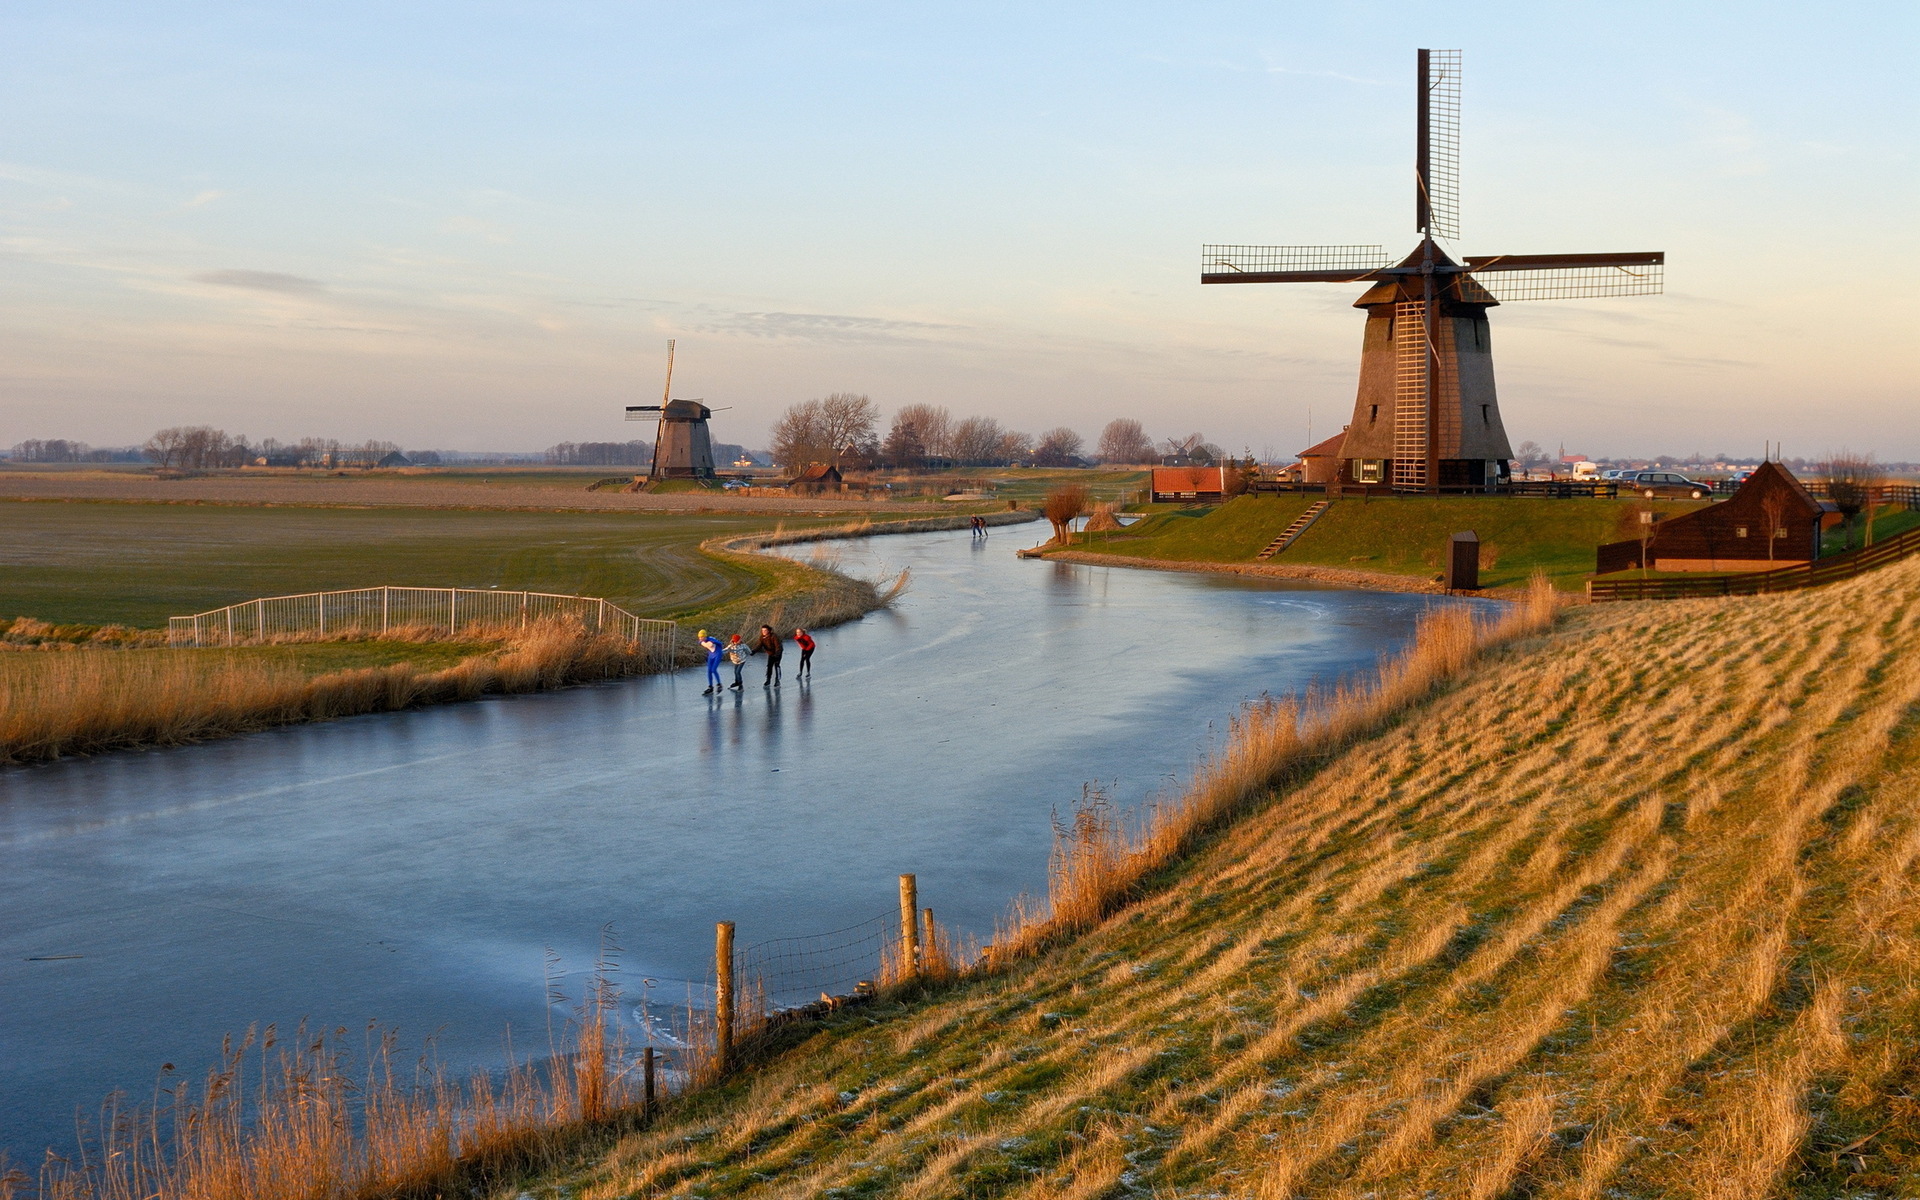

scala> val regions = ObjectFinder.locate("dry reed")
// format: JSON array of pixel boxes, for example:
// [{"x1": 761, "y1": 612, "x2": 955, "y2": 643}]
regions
[
  {"x1": 993, "y1": 574, "x2": 1559, "y2": 957},
  {"x1": 34, "y1": 947, "x2": 650, "y2": 1200},
  {"x1": 0, "y1": 619, "x2": 661, "y2": 765}
]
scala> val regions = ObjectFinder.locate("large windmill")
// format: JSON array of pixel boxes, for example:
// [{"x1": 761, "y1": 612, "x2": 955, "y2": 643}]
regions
[
  {"x1": 626, "y1": 339, "x2": 719, "y2": 481},
  {"x1": 1202, "y1": 49, "x2": 1664, "y2": 493}
]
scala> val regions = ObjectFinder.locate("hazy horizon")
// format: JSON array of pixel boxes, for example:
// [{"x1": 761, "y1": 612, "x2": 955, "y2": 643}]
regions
[{"x1": 3, "y1": 3, "x2": 1915, "y2": 460}]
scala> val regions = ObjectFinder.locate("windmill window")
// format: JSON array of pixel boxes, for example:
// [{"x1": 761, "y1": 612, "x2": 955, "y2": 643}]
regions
[
  {"x1": 1386, "y1": 317, "x2": 1394, "y2": 341},
  {"x1": 1368, "y1": 405, "x2": 1379, "y2": 424},
  {"x1": 1735, "y1": 526, "x2": 1748, "y2": 538},
  {"x1": 1480, "y1": 404, "x2": 1489, "y2": 425}
]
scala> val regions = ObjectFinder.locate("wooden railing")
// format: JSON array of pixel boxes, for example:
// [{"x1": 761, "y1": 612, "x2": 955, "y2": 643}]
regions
[{"x1": 1587, "y1": 525, "x2": 1920, "y2": 602}]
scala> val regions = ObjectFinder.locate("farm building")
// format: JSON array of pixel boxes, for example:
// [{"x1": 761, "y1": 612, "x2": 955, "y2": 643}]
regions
[
  {"x1": 1595, "y1": 461, "x2": 1835, "y2": 573},
  {"x1": 1296, "y1": 432, "x2": 1347, "y2": 485},
  {"x1": 1151, "y1": 466, "x2": 1227, "y2": 503},
  {"x1": 787, "y1": 463, "x2": 845, "y2": 494}
]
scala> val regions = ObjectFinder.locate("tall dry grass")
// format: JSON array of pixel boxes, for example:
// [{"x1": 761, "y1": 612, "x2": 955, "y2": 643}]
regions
[
  {"x1": 33, "y1": 950, "x2": 652, "y2": 1200},
  {"x1": 993, "y1": 575, "x2": 1559, "y2": 956},
  {"x1": 0, "y1": 619, "x2": 659, "y2": 765}
]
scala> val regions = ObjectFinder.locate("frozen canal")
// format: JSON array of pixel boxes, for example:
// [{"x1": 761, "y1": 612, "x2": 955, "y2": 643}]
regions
[{"x1": 0, "y1": 524, "x2": 1477, "y2": 1161}]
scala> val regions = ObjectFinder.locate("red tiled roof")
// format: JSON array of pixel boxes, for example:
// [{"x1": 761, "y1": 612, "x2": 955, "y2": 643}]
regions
[
  {"x1": 1296, "y1": 433, "x2": 1347, "y2": 459},
  {"x1": 1152, "y1": 466, "x2": 1226, "y2": 493}
]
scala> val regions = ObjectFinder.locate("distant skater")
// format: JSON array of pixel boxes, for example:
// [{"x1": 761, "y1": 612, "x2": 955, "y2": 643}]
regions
[
  {"x1": 725, "y1": 633, "x2": 750, "y2": 690},
  {"x1": 757, "y1": 624, "x2": 784, "y2": 687},
  {"x1": 793, "y1": 627, "x2": 815, "y2": 679},
  {"x1": 698, "y1": 628, "x2": 723, "y2": 695}
]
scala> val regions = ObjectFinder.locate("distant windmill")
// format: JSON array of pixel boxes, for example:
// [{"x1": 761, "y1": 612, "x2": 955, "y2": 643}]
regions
[
  {"x1": 626, "y1": 339, "x2": 721, "y2": 481},
  {"x1": 1202, "y1": 49, "x2": 1664, "y2": 493}
]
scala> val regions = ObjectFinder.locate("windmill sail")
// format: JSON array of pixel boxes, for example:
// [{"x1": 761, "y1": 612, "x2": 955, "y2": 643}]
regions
[
  {"x1": 1464, "y1": 252, "x2": 1665, "y2": 300},
  {"x1": 1417, "y1": 50, "x2": 1461, "y2": 241},
  {"x1": 1201, "y1": 245, "x2": 1392, "y2": 282}
]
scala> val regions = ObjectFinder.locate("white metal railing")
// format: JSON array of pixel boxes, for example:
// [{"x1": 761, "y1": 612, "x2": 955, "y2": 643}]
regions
[{"x1": 168, "y1": 586, "x2": 678, "y2": 670}]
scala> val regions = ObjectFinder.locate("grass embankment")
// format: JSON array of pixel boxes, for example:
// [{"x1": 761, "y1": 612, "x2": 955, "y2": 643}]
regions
[
  {"x1": 0, "y1": 503, "x2": 924, "y2": 763},
  {"x1": 0, "y1": 623, "x2": 656, "y2": 765},
  {"x1": 0, "y1": 502, "x2": 868, "y2": 627},
  {"x1": 468, "y1": 555, "x2": 1920, "y2": 1198},
  {"x1": 1066, "y1": 494, "x2": 1709, "y2": 590}
]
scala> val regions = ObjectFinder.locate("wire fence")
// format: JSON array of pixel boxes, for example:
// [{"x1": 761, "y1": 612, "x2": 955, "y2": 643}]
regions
[
  {"x1": 736, "y1": 909, "x2": 899, "y2": 1015},
  {"x1": 167, "y1": 586, "x2": 678, "y2": 668}
]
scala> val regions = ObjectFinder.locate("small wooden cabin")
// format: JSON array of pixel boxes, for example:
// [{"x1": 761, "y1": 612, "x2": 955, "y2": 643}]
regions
[
  {"x1": 1595, "y1": 461, "x2": 1832, "y2": 573},
  {"x1": 1151, "y1": 466, "x2": 1226, "y2": 503},
  {"x1": 786, "y1": 463, "x2": 845, "y2": 494}
]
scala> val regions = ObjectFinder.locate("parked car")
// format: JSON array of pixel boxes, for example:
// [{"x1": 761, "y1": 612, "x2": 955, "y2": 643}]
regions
[{"x1": 1624, "y1": 470, "x2": 1713, "y2": 499}]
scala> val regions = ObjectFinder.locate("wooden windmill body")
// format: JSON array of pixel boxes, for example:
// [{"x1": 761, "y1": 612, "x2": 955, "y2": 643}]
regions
[
  {"x1": 626, "y1": 340, "x2": 719, "y2": 480},
  {"x1": 1203, "y1": 50, "x2": 1664, "y2": 493}
]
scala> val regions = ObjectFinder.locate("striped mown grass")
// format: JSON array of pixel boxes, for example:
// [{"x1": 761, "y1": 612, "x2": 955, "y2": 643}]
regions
[{"x1": 506, "y1": 555, "x2": 1920, "y2": 1198}]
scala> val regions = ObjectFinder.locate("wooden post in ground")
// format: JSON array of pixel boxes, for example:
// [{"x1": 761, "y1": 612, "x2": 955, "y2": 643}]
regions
[
  {"x1": 898, "y1": 874, "x2": 919, "y2": 981},
  {"x1": 381, "y1": 587, "x2": 390, "y2": 636},
  {"x1": 921, "y1": 907, "x2": 937, "y2": 975},
  {"x1": 715, "y1": 921, "x2": 736, "y2": 1073},
  {"x1": 643, "y1": 1045, "x2": 656, "y2": 1118}
]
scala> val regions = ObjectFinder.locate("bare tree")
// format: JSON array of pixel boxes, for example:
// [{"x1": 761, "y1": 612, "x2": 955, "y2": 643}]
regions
[
  {"x1": 770, "y1": 400, "x2": 828, "y2": 470},
  {"x1": 817, "y1": 393, "x2": 879, "y2": 465},
  {"x1": 1096, "y1": 418, "x2": 1154, "y2": 465},
  {"x1": 1822, "y1": 451, "x2": 1876, "y2": 550},
  {"x1": 1032, "y1": 427, "x2": 1084, "y2": 467},
  {"x1": 1043, "y1": 483, "x2": 1089, "y2": 545},
  {"x1": 949, "y1": 416, "x2": 1005, "y2": 464},
  {"x1": 996, "y1": 429, "x2": 1033, "y2": 463},
  {"x1": 883, "y1": 403, "x2": 950, "y2": 467},
  {"x1": 1759, "y1": 489, "x2": 1791, "y2": 565}
]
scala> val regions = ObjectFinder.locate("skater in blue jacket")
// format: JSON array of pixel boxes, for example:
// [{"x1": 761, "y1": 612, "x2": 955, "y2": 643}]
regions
[{"x1": 698, "y1": 629, "x2": 723, "y2": 694}]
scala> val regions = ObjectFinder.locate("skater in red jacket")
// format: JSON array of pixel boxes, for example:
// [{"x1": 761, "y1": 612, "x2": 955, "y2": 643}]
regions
[{"x1": 792, "y1": 627, "x2": 816, "y2": 680}]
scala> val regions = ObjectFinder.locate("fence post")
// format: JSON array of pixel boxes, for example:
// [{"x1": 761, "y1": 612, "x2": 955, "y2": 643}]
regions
[
  {"x1": 715, "y1": 921, "x2": 735, "y2": 1073},
  {"x1": 598, "y1": 597, "x2": 607, "y2": 633},
  {"x1": 318, "y1": 591, "x2": 327, "y2": 636},
  {"x1": 922, "y1": 907, "x2": 937, "y2": 974},
  {"x1": 643, "y1": 1045, "x2": 656, "y2": 1119},
  {"x1": 449, "y1": 589, "x2": 457, "y2": 635},
  {"x1": 899, "y1": 874, "x2": 919, "y2": 981},
  {"x1": 382, "y1": 587, "x2": 390, "y2": 636},
  {"x1": 225, "y1": 606, "x2": 234, "y2": 646},
  {"x1": 520, "y1": 591, "x2": 528, "y2": 630},
  {"x1": 257, "y1": 598, "x2": 265, "y2": 641}
]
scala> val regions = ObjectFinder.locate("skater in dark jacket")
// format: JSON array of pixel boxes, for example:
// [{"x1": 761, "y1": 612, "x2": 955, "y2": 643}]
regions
[
  {"x1": 793, "y1": 628, "x2": 816, "y2": 679},
  {"x1": 756, "y1": 624, "x2": 784, "y2": 687}
]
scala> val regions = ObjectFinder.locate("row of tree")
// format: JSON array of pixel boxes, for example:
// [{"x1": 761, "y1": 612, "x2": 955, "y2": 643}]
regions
[
  {"x1": 7, "y1": 439, "x2": 145, "y2": 463},
  {"x1": 140, "y1": 427, "x2": 414, "y2": 469},
  {"x1": 766, "y1": 398, "x2": 1187, "y2": 471}
]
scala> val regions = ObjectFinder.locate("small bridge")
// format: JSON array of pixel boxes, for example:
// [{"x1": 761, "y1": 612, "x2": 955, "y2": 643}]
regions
[{"x1": 169, "y1": 585, "x2": 677, "y2": 667}]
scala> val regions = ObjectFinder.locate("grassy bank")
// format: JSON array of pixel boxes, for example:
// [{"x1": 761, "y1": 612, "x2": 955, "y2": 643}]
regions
[
  {"x1": 1067, "y1": 493, "x2": 1710, "y2": 590},
  {"x1": 468, "y1": 552, "x2": 1920, "y2": 1198},
  {"x1": 0, "y1": 502, "x2": 865, "y2": 627},
  {"x1": 0, "y1": 623, "x2": 657, "y2": 765}
]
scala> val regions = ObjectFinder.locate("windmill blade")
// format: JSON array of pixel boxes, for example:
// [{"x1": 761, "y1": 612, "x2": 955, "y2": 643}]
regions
[
  {"x1": 1417, "y1": 49, "x2": 1461, "y2": 241},
  {"x1": 1201, "y1": 245, "x2": 1391, "y2": 283},
  {"x1": 1464, "y1": 252, "x2": 1665, "y2": 300},
  {"x1": 625, "y1": 406, "x2": 662, "y2": 420}
]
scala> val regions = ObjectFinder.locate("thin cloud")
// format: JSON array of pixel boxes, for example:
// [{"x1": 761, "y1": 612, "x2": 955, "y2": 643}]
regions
[
  {"x1": 183, "y1": 190, "x2": 226, "y2": 209},
  {"x1": 699, "y1": 309, "x2": 965, "y2": 344},
  {"x1": 194, "y1": 269, "x2": 325, "y2": 294}
]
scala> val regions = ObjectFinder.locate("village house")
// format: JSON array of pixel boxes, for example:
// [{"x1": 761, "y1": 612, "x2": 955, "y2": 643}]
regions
[
  {"x1": 1595, "y1": 461, "x2": 1837, "y2": 573},
  {"x1": 1150, "y1": 465, "x2": 1227, "y2": 504}
]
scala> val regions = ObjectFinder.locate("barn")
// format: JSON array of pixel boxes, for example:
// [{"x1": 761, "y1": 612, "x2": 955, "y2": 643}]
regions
[
  {"x1": 1151, "y1": 466, "x2": 1227, "y2": 503},
  {"x1": 1595, "y1": 461, "x2": 1835, "y2": 574}
]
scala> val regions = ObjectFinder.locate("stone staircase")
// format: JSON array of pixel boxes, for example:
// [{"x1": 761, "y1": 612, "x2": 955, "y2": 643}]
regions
[{"x1": 1255, "y1": 500, "x2": 1332, "y2": 561}]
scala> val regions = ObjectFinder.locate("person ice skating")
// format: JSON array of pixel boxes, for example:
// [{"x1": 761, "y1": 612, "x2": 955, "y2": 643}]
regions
[
  {"x1": 698, "y1": 629, "x2": 723, "y2": 694},
  {"x1": 725, "y1": 633, "x2": 750, "y2": 690},
  {"x1": 757, "y1": 624, "x2": 784, "y2": 687},
  {"x1": 793, "y1": 627, "x2": 815, "y2": 679}
]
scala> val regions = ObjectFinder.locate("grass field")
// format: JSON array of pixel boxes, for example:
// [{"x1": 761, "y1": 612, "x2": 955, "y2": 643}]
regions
[
  {"x1": 1071, "y1": 494, "x2": 1711, "y2": 590},
  {"x1": 0, "y1": 502, "x2": 863, "y2": 628},
  {"x1": 469, "y1": 552, "x2": 1920, "y2": 1199}
]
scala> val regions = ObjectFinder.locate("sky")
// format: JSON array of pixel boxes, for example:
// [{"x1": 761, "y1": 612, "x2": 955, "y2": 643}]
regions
[{"x1": 1, "y1": 2, "x2": 1915, "y2": 460}]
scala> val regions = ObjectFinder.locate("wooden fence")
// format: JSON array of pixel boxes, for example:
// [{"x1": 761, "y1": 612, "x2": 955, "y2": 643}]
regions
[
  {"x1": 168, "y1": 585, "x2": 678, "y2": 668},
  {"x1": 1587, "y1": 524, "x2": 1920, "y2": 602}
]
